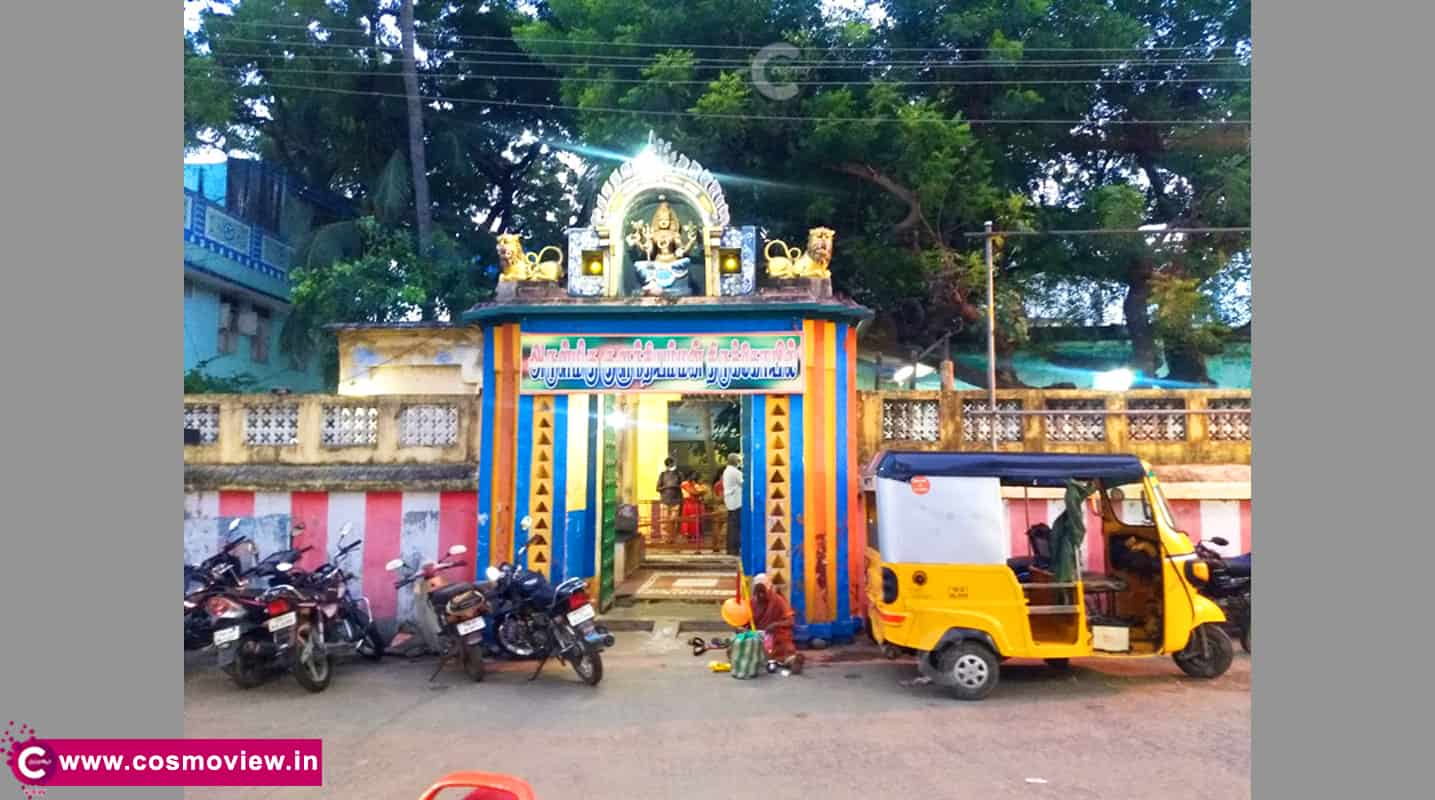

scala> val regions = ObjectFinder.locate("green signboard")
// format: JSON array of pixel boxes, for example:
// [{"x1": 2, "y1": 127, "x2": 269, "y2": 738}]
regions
[{"x1": 520, "y1": 333, "x2": 805, "y2": 394}]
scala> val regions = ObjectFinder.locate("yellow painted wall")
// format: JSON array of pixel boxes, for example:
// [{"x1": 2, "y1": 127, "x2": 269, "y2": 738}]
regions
[
  {"x1": 632, "y1": 393, "x2": 680, "y2": 504},
  {"x1": 567, "y1": 394, "x2": 590, "y2": 511},
  {"x1": 336, "y1": 327, "x2": 482, "y2": 396}
]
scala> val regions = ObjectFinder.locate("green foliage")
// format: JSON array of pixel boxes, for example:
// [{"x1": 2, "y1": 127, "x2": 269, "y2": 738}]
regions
[
  {"x1": 187, "y1": 0, "x2": 1251, "y2": 386},
  {"x1": 282, "y1": 218, "x2": 489, "y2": 385},
  {"x1": 184, "y1": 361, "x2": 262, "y2": 394}
]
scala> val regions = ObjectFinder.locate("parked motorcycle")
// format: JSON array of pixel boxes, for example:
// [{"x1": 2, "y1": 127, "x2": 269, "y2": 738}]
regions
[
  {"x1": 480, "y1": 517, "x2": 614, "y2": 686},
  {"x1": 292, "y1": 523, "x2": 384, "y2": 662},
  {"x1": 386, "y1": 544, "x2": 489, "y2": 682},
  {"x1": 184, "y1": 519, "x2": 256, "y2": 651},
  {"x1": 207, "y1": 524, "x2": 334, "y2": 691},
  {"x1": 1194, "y1": 536, "x2": 1251, "y2": 653}
]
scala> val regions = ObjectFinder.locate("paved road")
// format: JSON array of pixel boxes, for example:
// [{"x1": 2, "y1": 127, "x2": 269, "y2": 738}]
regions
[{"x1": 184, "y1": 632, "x2": 1250, "y2": 800}]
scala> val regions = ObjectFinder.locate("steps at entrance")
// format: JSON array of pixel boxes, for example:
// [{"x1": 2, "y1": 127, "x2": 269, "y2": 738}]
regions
[{"x1": 640, "y1": 553, "x2": 739, "y2": 570}]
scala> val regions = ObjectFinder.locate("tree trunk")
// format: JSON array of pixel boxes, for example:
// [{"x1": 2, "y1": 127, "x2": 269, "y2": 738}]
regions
[
  {"x1": 400, "y1": 0, "x2": 434, "y2": 318},
  {"x1": 1123, "y1": 260, "x2": 1159, "y2": 379},
  {"x1": 1162, "y1": 341, "x2": 1215, "y2": 385}
]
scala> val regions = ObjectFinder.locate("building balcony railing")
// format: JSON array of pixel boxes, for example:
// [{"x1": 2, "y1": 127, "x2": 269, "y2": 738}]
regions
[
  {"x1": 183, "y1": 188, "x2": 295, "y2": 283},
  {"x1": 860, "y1": 388, "x2": 1251, "y2": 465}
]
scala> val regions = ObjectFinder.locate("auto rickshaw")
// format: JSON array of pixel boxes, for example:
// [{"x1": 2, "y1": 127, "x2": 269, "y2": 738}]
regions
[{"x1": 862, "y1": 450, "x2": 1234, "y2": 700}]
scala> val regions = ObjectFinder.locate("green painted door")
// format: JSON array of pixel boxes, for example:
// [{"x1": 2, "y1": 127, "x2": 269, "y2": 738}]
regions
[{"x1": 599, "y1": 395, "x2": 619, "y2": 609}]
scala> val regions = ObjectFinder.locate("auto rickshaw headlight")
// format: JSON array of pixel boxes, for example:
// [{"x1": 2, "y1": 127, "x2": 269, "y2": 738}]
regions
[{"x1": 1187, "y1": 560, "x2": 1211, "y2": 583}]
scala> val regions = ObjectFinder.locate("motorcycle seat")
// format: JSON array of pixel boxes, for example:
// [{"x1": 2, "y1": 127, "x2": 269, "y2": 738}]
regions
[{"x1": 430, "y1": 582, "x2": 481, "y2": 607}]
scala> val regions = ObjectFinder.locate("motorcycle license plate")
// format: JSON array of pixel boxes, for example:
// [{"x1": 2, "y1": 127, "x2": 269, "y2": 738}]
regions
[
  {"x1": 213, "y1": 626, "x2": 240, "y2": 646},
  {"x1": 456, "y1": 617, "x2": 486, "y2": 636},
  {"x1": 266, "y1": 611, "x2": 297, "y2": 632},
  {"x1": 567, "y1": 604, "x2": 595, "y2": 626}
]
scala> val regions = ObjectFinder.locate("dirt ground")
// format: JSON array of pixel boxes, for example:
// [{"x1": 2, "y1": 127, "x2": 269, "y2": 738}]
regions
[{"x1": 183, "y1": 633, "x2": 1251, "y2": 800}]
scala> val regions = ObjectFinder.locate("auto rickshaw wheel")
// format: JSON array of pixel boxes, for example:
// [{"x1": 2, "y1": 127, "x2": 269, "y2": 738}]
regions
[
  {"x1": 1174, "y1": 623, "x2": 1235, "y2": 679},
  {"x1": 939, "y1": 641, "x2": 1000, "y2": 701}
]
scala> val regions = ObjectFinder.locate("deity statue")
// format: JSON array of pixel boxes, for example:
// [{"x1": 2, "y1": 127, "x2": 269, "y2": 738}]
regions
[
  {"x1": 764, "y1": 227, "x2": 835, "y2": 280},
  {"x1": 626, "y1": 196, "x2": 699, "y2": 296},
  {"x1": 496, "y1": 233, "x2": 564, "y2": 283}
]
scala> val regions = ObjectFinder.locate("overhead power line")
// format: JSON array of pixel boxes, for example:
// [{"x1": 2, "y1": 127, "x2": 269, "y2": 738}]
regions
[
  {"x1": 185, "y1": 62, "x2": 1252, "y2": 87},
  {"x1": 963, "y1": 227, "x2": 1252, "y2": 237},
  {"x1": 199, "y1": 19, "x2": 1251, "y2": 56},
  {"x1": 206, "y1": 36, "x2": 1250, "y2": 68},
  {"x1": 186, "y1": 76, "x2": 1252, "y2": 126}
]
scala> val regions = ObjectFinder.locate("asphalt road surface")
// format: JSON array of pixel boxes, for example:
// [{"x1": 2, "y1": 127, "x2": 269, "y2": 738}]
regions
[{"x1": 184, "y1": 632, "x2": 1251, "y2": 800}]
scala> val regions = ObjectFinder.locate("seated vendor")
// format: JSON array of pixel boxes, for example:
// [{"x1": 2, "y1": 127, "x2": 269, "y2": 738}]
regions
[{"x1": 751, "y1": 573, "x2": 803, "y2": 673}]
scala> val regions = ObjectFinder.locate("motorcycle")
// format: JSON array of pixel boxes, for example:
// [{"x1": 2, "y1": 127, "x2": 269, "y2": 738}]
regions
[
  {"x1": 208, "y1": 524, "x2": 334, "y2": 691},
  {"x1": 1194, "y1": 536, "x2": 1251, "y2": 653},
  {"x1": 184, "y1": 519, "x2": 256, "y2": 651},
  {"x1": 386, "y1": 544, "x2": 490, "y2": 682},
  {"x1": 480, "y1": 517, "x2": 614, "y2": 686},
  {"x1": 296, "y1": 523, "x2": 384, "y2": 662}
]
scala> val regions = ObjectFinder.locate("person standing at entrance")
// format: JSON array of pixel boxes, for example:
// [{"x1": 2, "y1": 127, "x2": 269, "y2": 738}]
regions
[
  {"x1": 722, "y1": 453, "x2": 743, "y2": 556},
  {"x1": 657, "y1": 457, "x2": 683, "y2": 543}
]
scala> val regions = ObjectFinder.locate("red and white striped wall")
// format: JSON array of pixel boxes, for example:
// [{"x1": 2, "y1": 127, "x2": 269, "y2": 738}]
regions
[
  {"x1": 1003, "y1": 493, "x2": 1252, "y2": 571},
  {"x1": 183, "y1": 491, "x2": 479, "y2": 624}
]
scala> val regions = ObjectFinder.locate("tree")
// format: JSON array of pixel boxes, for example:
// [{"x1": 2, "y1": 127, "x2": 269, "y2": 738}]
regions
[
  {"x1": 399, "y1": 0, "x2": 436, "y2": 287},
  {"x1": 186, "y1": 0, "x2": 577, "y2": 385}
]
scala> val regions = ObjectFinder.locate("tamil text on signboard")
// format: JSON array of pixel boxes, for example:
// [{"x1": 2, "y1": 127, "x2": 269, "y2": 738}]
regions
[{"x1": 521, "y1": 334, "x2": 804, "y2": 394}]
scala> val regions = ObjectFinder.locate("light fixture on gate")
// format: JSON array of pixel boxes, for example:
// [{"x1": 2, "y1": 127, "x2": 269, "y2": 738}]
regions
[{"x1": 582, "y1": 249, "x2": 606, "y2": 276}]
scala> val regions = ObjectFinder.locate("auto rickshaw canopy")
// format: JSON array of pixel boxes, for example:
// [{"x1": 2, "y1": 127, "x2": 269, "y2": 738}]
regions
[{"x1": 870, "y1": 451, "x2": 1147, "y2": 488}]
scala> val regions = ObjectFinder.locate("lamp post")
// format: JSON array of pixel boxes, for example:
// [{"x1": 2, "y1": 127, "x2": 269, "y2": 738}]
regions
[{"x1": 984, "y1": 221, "x2": 998, "y2": 451}]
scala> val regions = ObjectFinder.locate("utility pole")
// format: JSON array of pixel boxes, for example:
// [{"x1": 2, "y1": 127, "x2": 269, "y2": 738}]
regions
[{"x1": 985, "y1": 221, "x2": 998, "y2": 451}]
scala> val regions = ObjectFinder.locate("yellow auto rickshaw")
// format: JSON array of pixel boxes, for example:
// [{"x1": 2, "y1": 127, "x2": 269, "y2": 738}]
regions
[{"x1": 862, "y1": 450, "x2": 1233, "y2": 700}]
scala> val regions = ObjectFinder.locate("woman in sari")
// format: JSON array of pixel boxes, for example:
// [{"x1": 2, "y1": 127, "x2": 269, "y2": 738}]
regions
[
  {"x1": 750, "y1": 573, "x2": 802, "y2": 673},
  {"x1": 680, "y1": 470, "x2": 706, "y2": 545}
]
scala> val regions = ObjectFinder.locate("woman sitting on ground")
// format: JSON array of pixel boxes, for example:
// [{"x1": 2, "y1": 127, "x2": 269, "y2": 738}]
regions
[{"x1": 750, "y1": 573, "x2": 803, "y2": 674}]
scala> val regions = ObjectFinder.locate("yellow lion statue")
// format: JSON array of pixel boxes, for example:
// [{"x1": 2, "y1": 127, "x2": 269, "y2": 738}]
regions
[
  {"x1": 496, "y1": 233, "x2": 564, "y2": 283},
  {"x1": 765, "y1": 227, "x2": 834, "y2": 280}
]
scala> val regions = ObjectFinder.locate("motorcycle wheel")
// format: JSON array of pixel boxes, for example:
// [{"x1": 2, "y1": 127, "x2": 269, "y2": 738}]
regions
[
  {"x1": 292, "y1": 624, "x2": 333, "y2": 693},
  {"x1": 497, "y1": 617, "x2": 537, "y2": 659},
  {"x1": 357, "y1": 623, "x2": 385, "y2": 662},
  {"x1": 223, "y1": 643, "x2": 266, "y2": 689},
  {"x1": 572, "y1": 646, "x2": 603, "y2": 686},
  {"x1": 462, "y1": 641, "x2": 486, "y2": 682}
]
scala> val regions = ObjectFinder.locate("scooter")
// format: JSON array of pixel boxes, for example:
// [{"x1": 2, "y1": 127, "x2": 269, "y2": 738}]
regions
[
  {"x1": 1195, "y1": 536, "x2": 1251, "y2": 653},
  {"x1": 386, "y1": 545, "x2": 490, "y2": 682}
]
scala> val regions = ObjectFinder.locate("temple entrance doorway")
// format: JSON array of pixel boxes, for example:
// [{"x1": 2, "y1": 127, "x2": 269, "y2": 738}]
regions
[{"x1": 610, "y1": 394, "x2": 743, "y2": 609}]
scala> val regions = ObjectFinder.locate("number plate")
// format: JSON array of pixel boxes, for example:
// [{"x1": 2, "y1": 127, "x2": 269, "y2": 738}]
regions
[
  {"x1": 567, "y1": 604, "x2": 595, "y2": 626},
  {"x1": 266, "y1": 611, "x2": 297, "y2": 632},
  {"x1": 456, "y1": 616, "x2": 486, "y2": 636},
  {"x1": 213, "y1": 626, "x2": 240, "y2": 646}
]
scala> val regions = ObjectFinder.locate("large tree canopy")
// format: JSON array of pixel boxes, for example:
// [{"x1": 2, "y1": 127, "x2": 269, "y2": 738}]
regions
[{"x1": 184, "y1": 0, "x2": 1250, "y2": 389}]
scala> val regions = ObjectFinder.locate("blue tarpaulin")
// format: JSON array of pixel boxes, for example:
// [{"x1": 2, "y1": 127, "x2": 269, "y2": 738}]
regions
[{"x1": 871, "y1": 450, "x2": 1146, "y2": 487}]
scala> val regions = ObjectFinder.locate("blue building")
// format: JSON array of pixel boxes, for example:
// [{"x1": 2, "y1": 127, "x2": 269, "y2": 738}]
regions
[{"x1": 183, "y1": 156, "x2": 352, "y2": 392}]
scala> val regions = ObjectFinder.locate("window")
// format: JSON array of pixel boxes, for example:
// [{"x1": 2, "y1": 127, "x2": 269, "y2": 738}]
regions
[
  {"x1": 217, "y1": 295, "x2": 238, "y2": 355},
  {"x1": 251, "y1": 307, "x2": 271, "y2": 364}
]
